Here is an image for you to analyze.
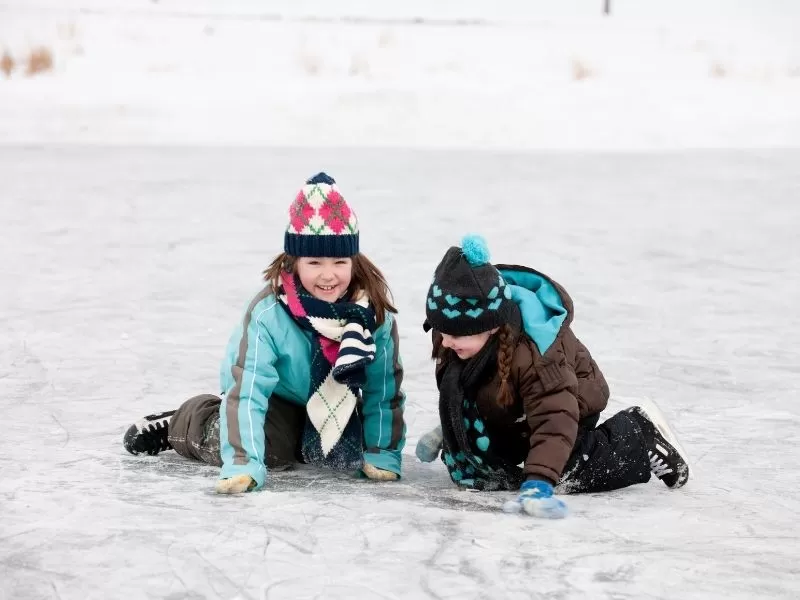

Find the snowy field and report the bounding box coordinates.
[1,0,800,149]
[2,146,800,599]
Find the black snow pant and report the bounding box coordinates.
[167,393,306,469]
[556,409,653,494]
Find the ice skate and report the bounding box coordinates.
[628,400,690,489]
[123,410,176,456]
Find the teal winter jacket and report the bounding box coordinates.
[218,285,406,489]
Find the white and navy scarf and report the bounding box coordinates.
[279,271,377,468]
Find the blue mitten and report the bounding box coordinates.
[415,425,443,463]
[503,480,568,519]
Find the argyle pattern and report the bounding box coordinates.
[284,173,359,257]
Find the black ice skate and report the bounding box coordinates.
[628,400,690,489]
[123,410,176,456]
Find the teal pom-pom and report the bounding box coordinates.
[461,234,490,266]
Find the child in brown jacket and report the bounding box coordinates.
[416,234,690,518]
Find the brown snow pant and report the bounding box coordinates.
[167,393,306,469]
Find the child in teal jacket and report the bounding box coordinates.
[123,173,406,493]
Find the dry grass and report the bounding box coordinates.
[1,50,14,77]
[709,61,727,78]
[26,47,53,76]
[58,22,77,41]
[297,48,322,76]
[348,53,370,77]
[571,58,592,81]
[377,29,394,49]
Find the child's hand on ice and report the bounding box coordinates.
[415,425,443,463]
[362,463,398,481]
[214,474,256,494]
[503,480,568,519]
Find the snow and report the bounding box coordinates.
[2,1,800,598]
[1,0,800,148]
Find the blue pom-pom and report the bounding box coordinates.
[306,172,336,185]
[461,234,491,266]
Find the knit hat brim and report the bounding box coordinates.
[284,232,359,258]
[425,300,515,336]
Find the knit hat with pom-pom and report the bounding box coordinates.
[424,234,516,336]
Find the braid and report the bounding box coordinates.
[431,330,445,361]
[496,324,515,408]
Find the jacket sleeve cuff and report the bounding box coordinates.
[220,460,267,490]
[363,450,402,477]
[525,473,556,486]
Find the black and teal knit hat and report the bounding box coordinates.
[424,234,515,336]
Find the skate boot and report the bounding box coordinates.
[123,410,176,456]
[627,400,690,489]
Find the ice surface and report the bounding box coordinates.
[1,147,799,599]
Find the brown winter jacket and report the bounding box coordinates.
[433,264,609,484]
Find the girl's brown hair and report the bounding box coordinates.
[495,324,516,408]
[262,252,397,326]
[431,324,516,408]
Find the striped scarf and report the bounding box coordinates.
[279,272,377,467]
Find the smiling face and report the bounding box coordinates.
[295,256,354,301]
[439,328,499,360]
